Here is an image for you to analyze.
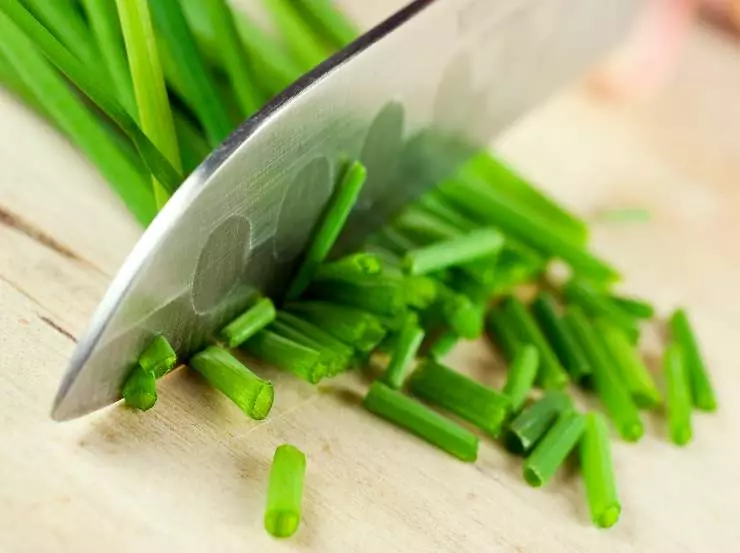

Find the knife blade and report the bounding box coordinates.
[52,0,640,420]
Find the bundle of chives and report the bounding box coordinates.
[669,309,717,411]
[564,279,639,340]
[523,410,585,487]
[383,314,425,389]
[264,444,307,538]
[504,391,573,454]
[664,343,692,446]
[580,412,621,528]
[219,298,277,348]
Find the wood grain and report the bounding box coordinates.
[1,3,740,552]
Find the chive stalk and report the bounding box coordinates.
[403,275,439,310]
[486,308,520,361]
[220,298,276,348]
[434,285,485,339]
[502,345,539,412]
[138,335,177,378]
[664,343,692,446]
[313,253,382,282]
[304,277,406,317]
[669,309,716,411]
[243,330,326,384]
[428,331,459,360]
[261,0,329,70]
[402,227,504,276]
[270,321,348,377]
[523,410,585,487]
[408,360,511,438]
[264,444,307,538]
[384,315,425,389]
[287,161,367,299]
[580,412,621,528]
[504,391,573,454]
[292,0,359,49]
[275,311,355,360]
[611,294,655,320]
[363,381,478,462]
[121,365,157,410]
[564,279,638,339]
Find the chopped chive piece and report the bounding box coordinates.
[488,242,546,296]
[504,391,573,455]
[417,191,477,233]
[292,0,359,49]
[285,301,386,352]
[270,321,348,377]
[408,360,511,438]
[438,178,618,282]
[243,330,326,384]
[402,228,504,276]
[523,410,585,487]
[610,294,655,320]
[275,311,354,360]
[502,345,539,412]
[304,277,406,317]
[531,292,591,382]
[596,320,661,408]
[363,381,478,462]
[261,0,329,70]
[429,331,459,360]
[190,346,274,419]
[265,444,307,538]
[580,412,621,528]
[394,205,460,244]
[669,309,716,411]
[121,365,157,410]
[664,343,692,446]
[486,308,520,361]
[220,298,276,348]
[564,308,644,442]
[203,0,262,117]
[314,253,382,282]
[138,335,177,378]
[502,296,569,389]
[287,161,367,299]
[564,280,639,339]
[384,315,425,389]
[403,275,439,310]
[435,285,485,339]
[149,0,233,146]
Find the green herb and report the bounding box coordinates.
[428,331,459,360]
[664,343,692,446]
[403,275,439,310]
[504,391,573,454]
[243,330,326,384]
[285,301,386,352]
[487,241,546,296]
[220,298,276,348]
[486,307,520,361]
[610,294,655,319]
[531,292,592,382]
[292,0,359,50]
[304,276,406,317]
[275,311,355,360]
[121,365,157,410]
[149,0,232,146]
[190,346,274,419]
[502,345,539,412]
[172,107,211,173]
[314,253,382,282]
[287,160,367,299]
[403,227,504,276]
[261,0,329,71]
[138,335,177,378]
[394,205,460,243]
[0,11,156,225]
[417,191,477,232]
[596,320,661,408]
[434,285,485,339]
[669,308,716,411]
[523,410,585,487]
[408,359,511,438]
[372,226,418,255]
[264,444,307,538]
[564,279,638,340]
[564,308,644,442]
[384,315,425,389]
[270,320,348,377]
[363,381,479,462]
[579,412,621,528]
[502,296,569,389]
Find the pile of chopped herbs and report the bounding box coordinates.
[0,0,716,539]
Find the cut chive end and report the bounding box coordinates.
[523,466,544,488]
[596,505,621,529]
[122,366,157,410]
[671,426,692,447]
[252,382,275,420]
[264,510,300,538]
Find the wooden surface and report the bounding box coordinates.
[2,3,740,552]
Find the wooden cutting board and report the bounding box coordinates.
[1,3,739,552]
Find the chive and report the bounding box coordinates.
[372,226,418,255]
[664,343,692,446]
[403,275,439,310]
[79,0,136,115]
[0,12,156,225]
[417,191,477,233]
[502,296,569,389]
[437,178,619,282]
[435,285,485,340]
[243,330,326,384]
[0,50,47,115]
[285,301,386,352]
[502,345,539,412]
[270,321,348,377]
[314,253,382,282]
[564,279,638,339]
[504,391,573,455]
[596,320,661,408]
[264,444,307,538]
[428,331,459,360]
[0,0,181,191]
[408,359,511,438]
[138,335,177,378]
[149,0,232,146]
[172,107,211,174]
[121,365,157,410]
[117,0,182,209]
[220,298,276,348]
[610,294,655,320]
[580,412,621,528]
[394,205,460,243]
[531,292,591,382]
[461,152,588,245]
[292,0,359,50]
[669,308,716,411]
[384,315,425,389]
[304,277,406,317]
[523,410,585,487]
[363,381,478,462]
[203,0,263,117]
[275,312,355,361]
[261,0,329,70]
[403,228,504,276]
[190,346,274,419]
[488,241,546,296]
[564,308,644,442]
[486,308,520,361]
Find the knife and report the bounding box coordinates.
[52,0,640,421]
